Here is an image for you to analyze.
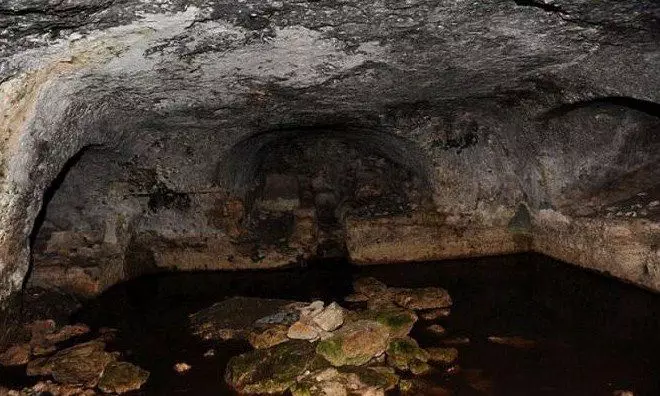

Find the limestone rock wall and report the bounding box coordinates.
[0,0,659,301]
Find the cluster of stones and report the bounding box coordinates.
[190,277,459,395]
[0,321,148,395]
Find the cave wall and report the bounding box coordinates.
[1,0,659,301]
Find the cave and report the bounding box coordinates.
[1,0,659,395]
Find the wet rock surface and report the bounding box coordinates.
[97,361,150,394]
[189,297,299,340]
[291,366,398,396]
[316,320,390,367]
[0,317,149,394]
[392,287,452,311]
[219,276,461,394]
[46,341,115,386]
[225,340,322,394]
[2,255,660,395]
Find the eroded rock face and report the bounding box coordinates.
[0,0,659,302]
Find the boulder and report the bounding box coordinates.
[386,337,429,372]
[352,278,388,298]
[225,340,325,394]
[312,302,344,332]
[298,301,325,319]
[316,320,390,367]
[393,287,452,310]
[45,341,116,386]
[348,308,417,338]
[288,321,321,341]
[291,366,398,396]
[98,361,150,394]
[248,325,290,349]
[190,297,299,340]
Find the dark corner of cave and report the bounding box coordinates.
[0,0,659,395]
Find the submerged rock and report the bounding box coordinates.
[98,361,150,394]
[393,287,452,310]
[386,337,429,373]
[419,308,451,321]
[316,320,390,367]
[190,297,299,340]
[366,297,399,311]
[463,369,493,393]
[344,293,369,303]
[426,347,459,365]
[174,362,192,374]
[225,340,324,394]
[487,336,537,349]
[613,391,635,396]
[440,337,470,346]
[426,324,447,336]
[352,277,388,297]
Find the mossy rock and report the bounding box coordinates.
[291,366,399,396]
[98,361,150,394]
[225,340,326,394]
[348,308,417,338]
[409,360,431,375]
[316,320,389,367]
[351,366,399,391]
[386,337,429,372]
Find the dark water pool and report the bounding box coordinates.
[7,253,660,395]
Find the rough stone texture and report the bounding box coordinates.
[28,340,116,386]
[97,361,150,394]
[386,337,430,372]
[0,343,30,366]
[0,0,659,302]
[291,366,397,396]
[225,340,324,394]
[316,320,390,367]
[189,296,299,340]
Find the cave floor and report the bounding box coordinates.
[2,254,660,395]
